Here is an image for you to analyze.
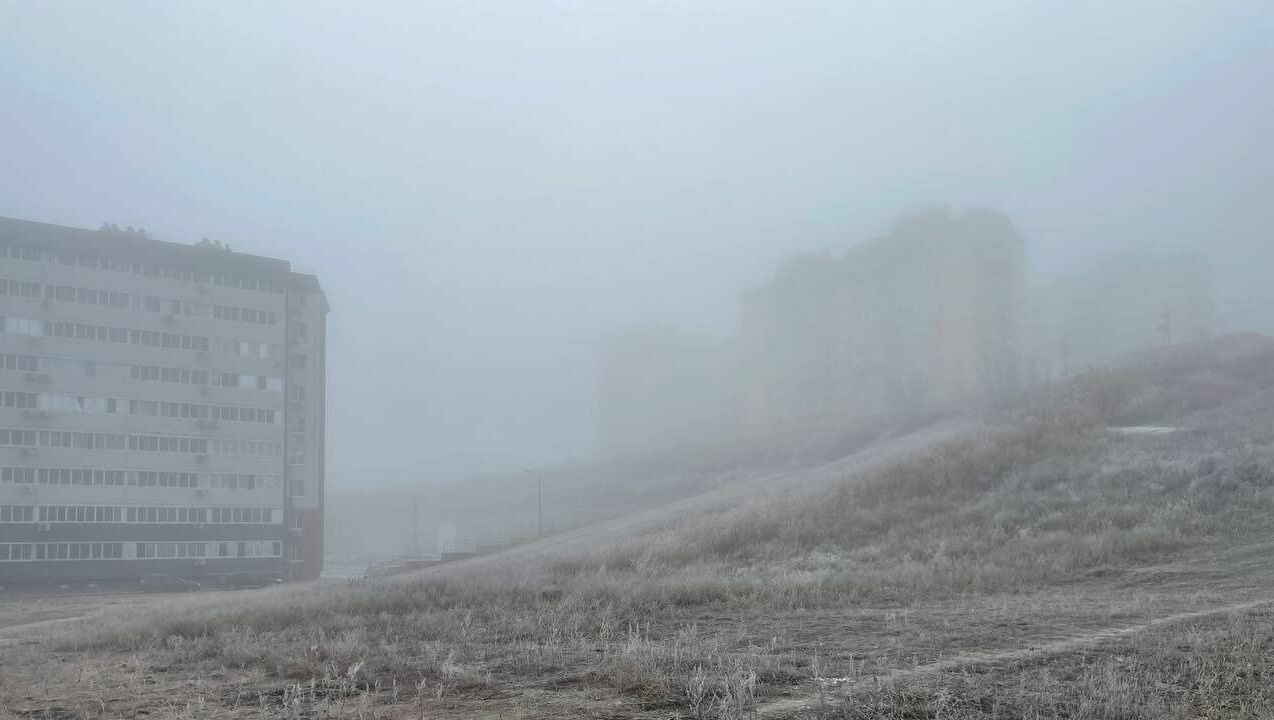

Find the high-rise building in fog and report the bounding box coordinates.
[0,217,327,584]
[740,209,1025,430]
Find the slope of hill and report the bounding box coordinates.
[325,406,957,560]
[6,334,1274,719]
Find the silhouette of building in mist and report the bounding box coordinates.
[591,212,1218,457]
[0,216,327,585]
[739,209,1025,430]
[1030,250,1215,380]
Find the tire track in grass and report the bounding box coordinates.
[756,597,1274,718]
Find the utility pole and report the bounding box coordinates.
[1156,304,1174,346]
[412,496,420,555]
[524,469,544,538]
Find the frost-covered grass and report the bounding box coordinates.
[18,336,1274,718]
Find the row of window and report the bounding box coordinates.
[209,507,273,523]
[212,304,278,326]
[0,505,34,522]
[212,473,288,492]
[0,429,282,457]
[137,540,281,559]
[3,316,208,351]
[5,275,283,327]
[43,282,135,309]
[0,466,283,491]
[0,353,39,372]
[0,241,286,294]
[0,278,40,299]
[0,540,282,562]
[221,338,282,359]
[0,391,279,425]
[0,428,202,453]
[0,504,276,524]
[0,352,290,395]
[128,363,284,391]
[214,438,283,458]
[0,391,36,409]
[0,543,122,561]
[136,541,209,559]
[37,505,124,522]
[131,399,279,424]
[0,316,280,359]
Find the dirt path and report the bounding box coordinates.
[0,592,172,648]
[756,591,1274,718]
[0,615,88,647]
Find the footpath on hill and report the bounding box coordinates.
[756,533,1274,718]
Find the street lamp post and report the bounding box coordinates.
[524,469,543,538]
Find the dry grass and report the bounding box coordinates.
[834,606,1274,719]
[8,336,1274,718]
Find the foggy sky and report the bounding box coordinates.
[1,1,1271,487]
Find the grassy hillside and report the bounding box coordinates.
[327,402,948,559]
[10,335,1274,719]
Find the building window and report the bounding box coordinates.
[287,479,306,497]
[2,542,121,561]
[0,544,34,561]
[0,354,39,372]
[0,505,35,522]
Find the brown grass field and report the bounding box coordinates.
[5,335,1274,719]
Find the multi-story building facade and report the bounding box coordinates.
[0,217,327,585]
[740,209,1025,430]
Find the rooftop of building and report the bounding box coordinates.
[0,215,327,311]
[745,208,1022,300]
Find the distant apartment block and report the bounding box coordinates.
[0,217,327,584]
[740,209,1025,430]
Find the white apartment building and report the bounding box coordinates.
[0,217,327,585]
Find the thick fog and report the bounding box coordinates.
[1,1,1271,491]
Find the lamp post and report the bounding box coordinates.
[524,469,543,538]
